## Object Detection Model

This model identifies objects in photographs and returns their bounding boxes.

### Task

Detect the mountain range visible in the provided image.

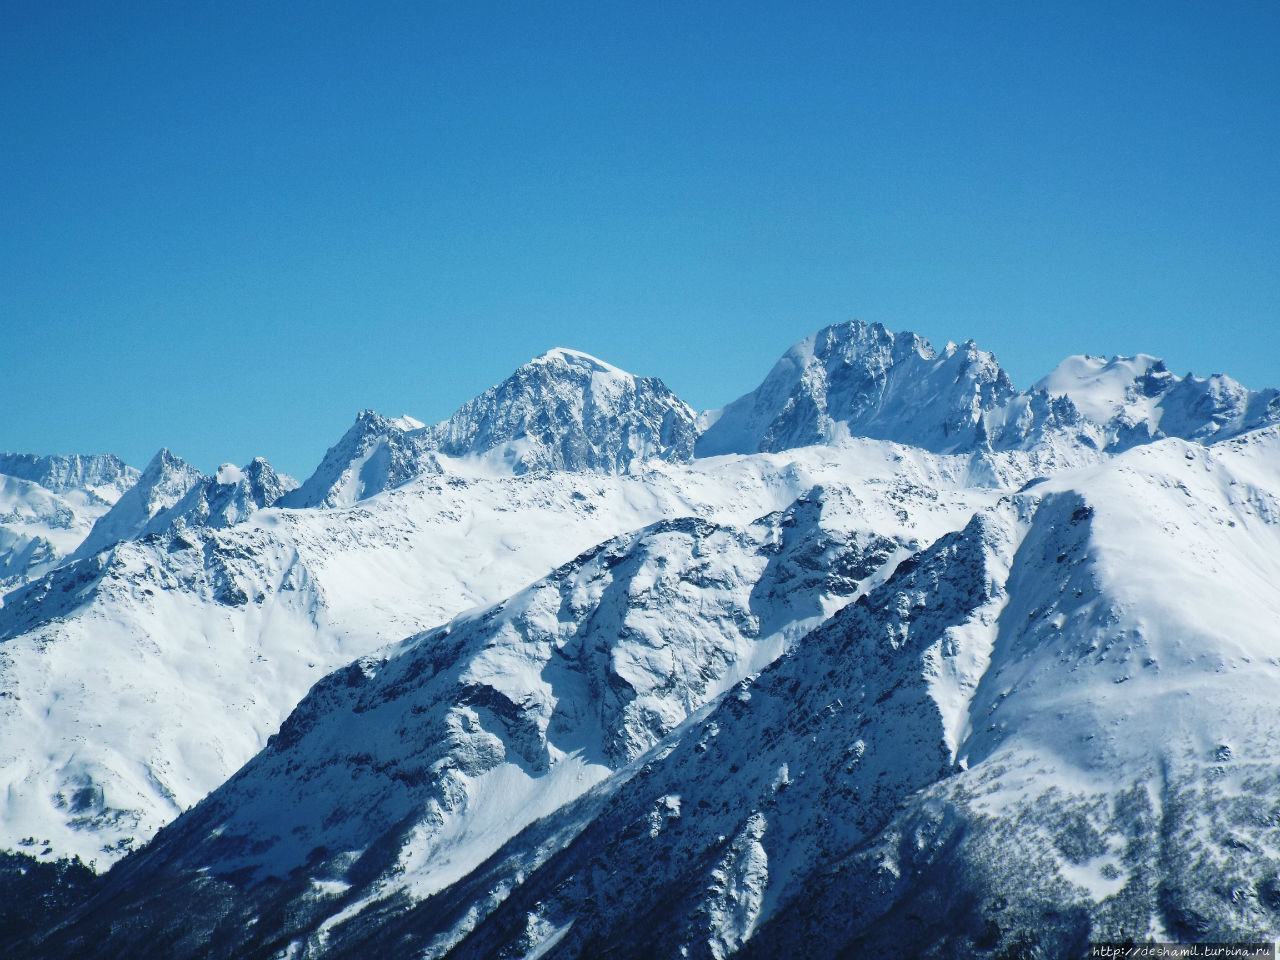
[3,320,1278,957]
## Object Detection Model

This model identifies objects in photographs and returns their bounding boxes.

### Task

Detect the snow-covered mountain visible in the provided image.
[280,350,697,510]
[423,348,698,473]
[152,457,298,533]
[442,436,1280,959]
[1035,353,1280,450]
[0,453,138,589]
[5,321,1280,957]
[697,321,1020,455]
[697,320,1279,460]
[279,410,437,509]
[36,427,1280,959]
[0,453,136,498]
[69,448,205,560]
[47,487,913,949]
[0,439,987,871]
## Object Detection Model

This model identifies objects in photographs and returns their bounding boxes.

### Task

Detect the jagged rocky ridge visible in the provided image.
[0,452,136,496]
[282,349,698,510]
[423,348,698,473]
[0,453,138,589]
[3,323,1280,958]
[698,320,1279,458]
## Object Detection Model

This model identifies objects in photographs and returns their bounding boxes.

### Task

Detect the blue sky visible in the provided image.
[3,1,1277,477]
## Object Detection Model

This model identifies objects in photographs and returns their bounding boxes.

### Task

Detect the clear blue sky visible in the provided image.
[3,1,1277,477]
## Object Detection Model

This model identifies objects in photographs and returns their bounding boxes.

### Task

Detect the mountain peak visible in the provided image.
[389,414,425,432]
[280,410,439,510]
[529,347,623,374]
[1033,352,1279,449]
[697,320,1015,457]
[71,449,205,559]
[144,447,186,474]
[154,456,297,533]
[422,349,697,474]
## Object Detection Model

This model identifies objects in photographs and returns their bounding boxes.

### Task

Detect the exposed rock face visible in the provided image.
[70,448,205,560]
[424,348,697,474]
[697,320,1019,456]
[697,321,1280,459]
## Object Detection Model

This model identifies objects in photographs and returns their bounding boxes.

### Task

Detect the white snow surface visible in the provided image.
[8,324,1280,959]
[0,454,138,591]
[1034,354,1166,425]
[0,438,994,868]
[1034,353,1280,450]
[336,427,1280,959]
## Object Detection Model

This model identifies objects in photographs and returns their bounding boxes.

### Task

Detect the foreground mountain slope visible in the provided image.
[31,481,953,959]
[312,427,1280,960]
[735,426,1280,957]
[29,426,1280,958]
[0,427,990,874]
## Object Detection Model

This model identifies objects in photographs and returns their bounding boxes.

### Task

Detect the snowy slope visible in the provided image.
[35,425,1280,959]
[0,453,138,590]
[737,427,1280,956]
[488,429,1280,958]
[1035,354,1280,450]
[0,436,993,871]
[25,466,994,959]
